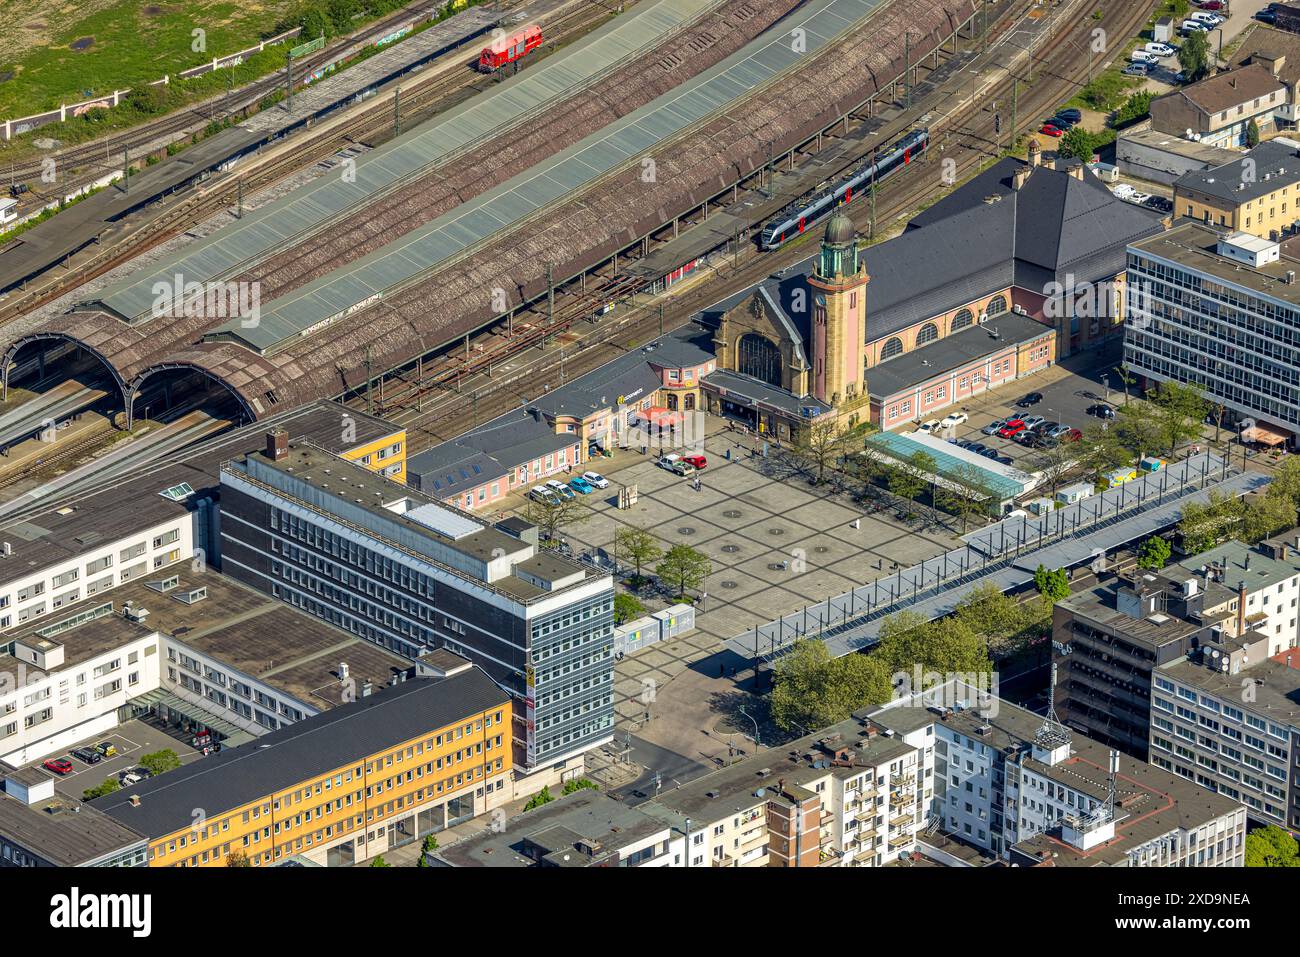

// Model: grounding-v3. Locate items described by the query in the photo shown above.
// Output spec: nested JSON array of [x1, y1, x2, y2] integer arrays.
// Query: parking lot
[[25, 718, 203, 799], [920, 351, 1125, 469]]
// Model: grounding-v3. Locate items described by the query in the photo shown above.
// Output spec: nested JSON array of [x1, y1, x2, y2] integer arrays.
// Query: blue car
[[568, 476, 594, 495]]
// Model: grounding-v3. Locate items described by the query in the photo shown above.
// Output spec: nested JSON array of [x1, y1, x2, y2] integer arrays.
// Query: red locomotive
[[478, 24, 543, 71]]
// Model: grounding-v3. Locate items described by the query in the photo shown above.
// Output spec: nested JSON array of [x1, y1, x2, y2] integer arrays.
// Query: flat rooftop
[[874, 691, 1242, 867], [0, 788, 144, 866], [1174, 539, 1300, 594], [437, 790, 685, 867], [0, 565, 411, 710], [230, 441, 603, 603], [1161, 653, 1300, 724], [1130, 219, 1300, 309], [1056, 581, 1204, 649], [650, 712, 915, 822]]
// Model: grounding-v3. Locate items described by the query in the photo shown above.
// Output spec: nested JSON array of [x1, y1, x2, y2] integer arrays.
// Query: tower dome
[[824, 209, 856, 246]]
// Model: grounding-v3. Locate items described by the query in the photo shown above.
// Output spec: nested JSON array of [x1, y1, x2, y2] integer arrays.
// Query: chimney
[[1013, 165, 1031, 190], [266, 428, 289, 462], [130, 795, 141, 807], [1027, 140, 1042, 167], [1068, 163, 1084, 181], [1237, 581, 1248, 636]]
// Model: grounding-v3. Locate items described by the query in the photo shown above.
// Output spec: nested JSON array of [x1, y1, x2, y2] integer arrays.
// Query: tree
[[1031, 440, 1077, 496], [614, 524, 662, 584], [83, 778, 120, 801], [937, 463, 993, 533], [655, 544, 712, 599], [1145, 380, 1208, 457], [1246, 118, 1261, 148], [1179, 489, 1246, 553], [1078, 425, 1131, 483], [225, 849, 251, 867], [369, 854, 391, 867], [1177, 29, 1210, 82], [1114, 364, 1137, 406], [1114, 400, 1162, 458], [138, 749, 181, 777], [952, 582, 1044, 658], [562, 778, 599, 795], [1034, 565, 1070, 602], [792, 419, 869, 485], [523, 494, 589, 544], [887, 451, 932, 518], [613, 592, 645, 624], [875, 612, 993, 679], [418, 834, 438, 867], [1245, 825, 1300, 867], [768, 639, 893, 731], [1241, 490, 1297, 544], [1136, 535, 1172, 570], [524, 786, 554, 811], [1060, 126, 1101, 163]]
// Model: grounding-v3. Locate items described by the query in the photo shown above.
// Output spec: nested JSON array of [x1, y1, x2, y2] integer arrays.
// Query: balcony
[[854, 806, 877, 823], [890, 812, 916, 830], [711, 852, 736, 868], [888, 833, 914, 849]]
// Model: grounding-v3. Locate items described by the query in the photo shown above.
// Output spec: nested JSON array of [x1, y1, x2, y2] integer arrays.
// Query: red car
[[1063, 428, 1083, 442], [43, 758, 73, 775], [1198, 1, 1223, 9], [682, 454, 707, 470], [998, 419, 1027, 438], [1039, 124, 1064, 138]]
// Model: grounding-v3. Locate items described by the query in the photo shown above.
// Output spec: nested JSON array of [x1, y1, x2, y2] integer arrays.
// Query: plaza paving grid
[[722, 451, 1271, 661], [559, 424, 963, 723]]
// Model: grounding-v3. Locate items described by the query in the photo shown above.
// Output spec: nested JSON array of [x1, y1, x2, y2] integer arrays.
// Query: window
[[950, 308, 974, 332], [915, 322, 939, 346], [880, 337, 904, 361], [985, 295, 1008, 316]]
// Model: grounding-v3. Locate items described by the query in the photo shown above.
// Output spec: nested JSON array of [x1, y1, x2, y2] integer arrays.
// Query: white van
[[1190, 10, 1223, 25], [1130, 49, 1158, 64]]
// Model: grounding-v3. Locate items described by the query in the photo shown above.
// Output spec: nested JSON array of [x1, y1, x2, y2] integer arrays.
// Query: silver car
[[982, 419, 1008, 435], [1019, 414, 1046, 430]]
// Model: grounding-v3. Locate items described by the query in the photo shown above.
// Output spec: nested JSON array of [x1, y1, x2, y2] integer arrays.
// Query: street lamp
[[737, 705, 760, 749]]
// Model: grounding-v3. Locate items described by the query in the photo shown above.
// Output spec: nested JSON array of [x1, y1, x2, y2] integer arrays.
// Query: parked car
[[1016, 392, 1043, 408], [1045, 114, 1077, 130], [544, 479, 575, 500], [995, 455, 1014, 466], [1045, 423, 1072, 438], [119, 770, 143, 787], [1063, 428, 1083, 442], [1123, 63, 1151, 77], [1039, 124, 1064, 137], [669, 460, 696, 476], [940, 412, 969, 428], [71, 747, 101, 765], [1197, 1, 1224, 9], [918, 419, 941, 433], [966, 443, 989, 455], [528, 486, 559, 505], [1129, 50, 1158, 65], [1181, 20, 1210, 33], [582, 470, 609, 488], [1144, 42, 1175, 58], [44, 758, 74, 775], [1019, 414, 1047, 430], [682, 454, 707, 469], [998, 420, 1027, 438], [1012, 429, 1040, 447], [1144, 196, 1173, 212], [1087, 403, 1116, 420], [568, 476, 594, 495], [1257, 10, 1278, 24], [94, 742, 118, 758], [1190, 11, 1224, 25], [657, 454, 681, 470], [979, 448, 1001, 460], [1054, 108, 1082, 124], [982, 418, 1009, 435]]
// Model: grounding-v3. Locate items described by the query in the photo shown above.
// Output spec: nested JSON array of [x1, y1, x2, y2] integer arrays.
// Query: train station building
[[698, 143, 1165, 438]]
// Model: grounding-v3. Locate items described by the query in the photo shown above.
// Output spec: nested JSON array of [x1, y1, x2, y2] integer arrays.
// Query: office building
[[220, 436, 615, 771], [0, 767, 147, 867], [1125, 221, 1300, 446], [93, 665, 511, 867], [1173, 140, 1300, 239]]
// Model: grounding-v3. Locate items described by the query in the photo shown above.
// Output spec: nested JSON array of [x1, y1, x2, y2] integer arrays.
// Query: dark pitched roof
[[702, 161, 1161, 352], [1174, 139, 1300, 204], [91, 671, 507, 839]]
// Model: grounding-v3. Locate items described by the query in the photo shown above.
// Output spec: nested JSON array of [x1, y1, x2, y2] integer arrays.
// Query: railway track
[[0, 0, 618, 328], [0, 0, 528, 196], [358, 0, 1157, 456]]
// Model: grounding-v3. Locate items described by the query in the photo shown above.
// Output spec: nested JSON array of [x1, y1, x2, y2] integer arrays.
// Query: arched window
[[915, 322, 939, 346], [950, 308, 974, 332], [986, 295, 1008, 317], [737, 333, 783, 386], [684, 393, 696, 411], [666, 393, 679, 411], [880, 337, 904, 361]]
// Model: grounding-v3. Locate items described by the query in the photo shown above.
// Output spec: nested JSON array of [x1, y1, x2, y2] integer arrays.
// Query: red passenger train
[[478, 24, 543, 71]]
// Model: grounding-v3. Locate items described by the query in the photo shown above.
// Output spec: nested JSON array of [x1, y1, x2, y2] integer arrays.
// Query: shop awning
[[1242, 422, 1291, 447], [130, 689, 256, 746], [632, 407, 681, 425]]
